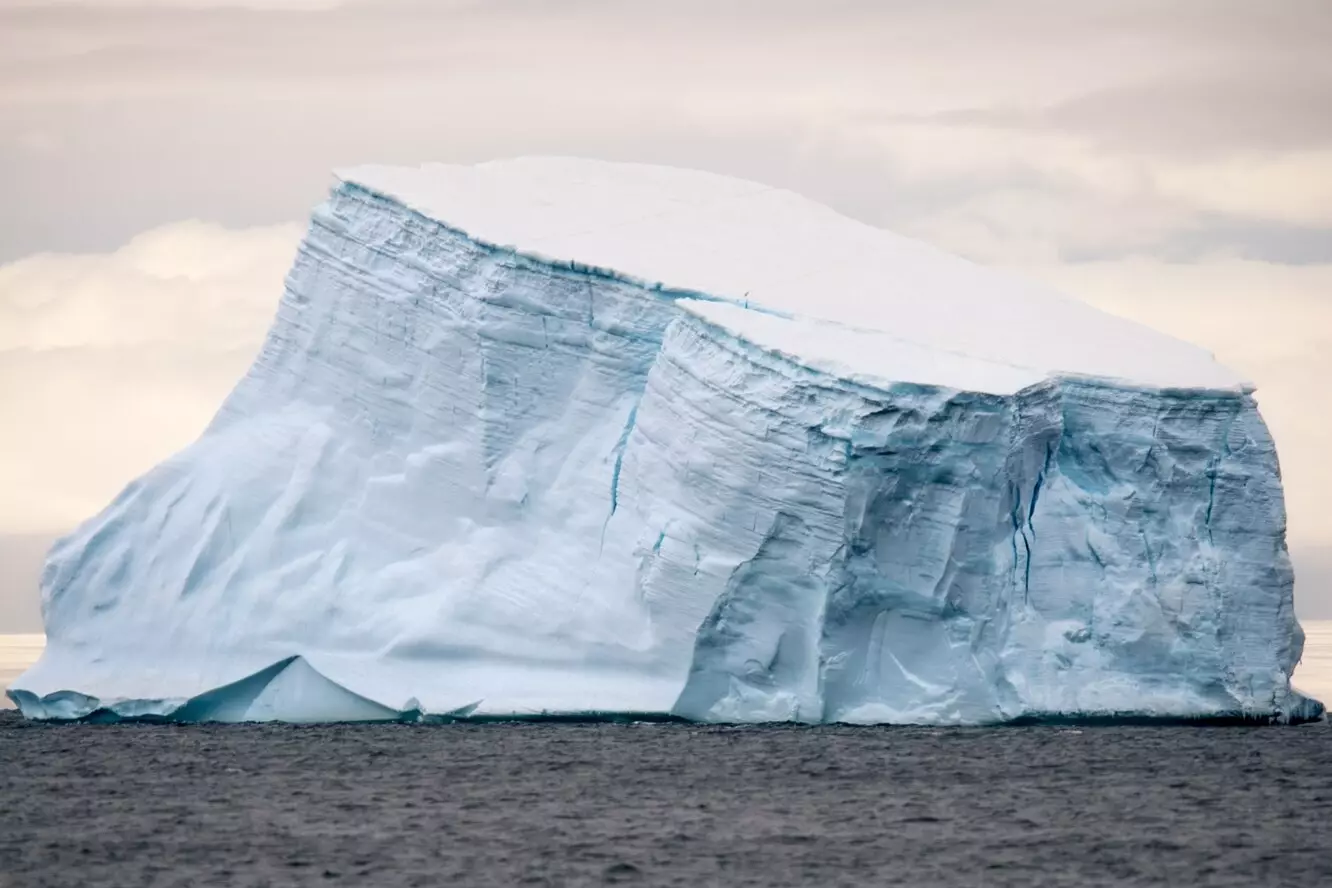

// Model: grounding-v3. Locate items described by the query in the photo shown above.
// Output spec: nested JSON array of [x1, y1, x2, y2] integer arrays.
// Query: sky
[[1, 0, 1331, 626]]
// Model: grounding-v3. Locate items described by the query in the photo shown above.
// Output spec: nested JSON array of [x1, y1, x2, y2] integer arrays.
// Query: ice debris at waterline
[[11, 158, 1322, 725]]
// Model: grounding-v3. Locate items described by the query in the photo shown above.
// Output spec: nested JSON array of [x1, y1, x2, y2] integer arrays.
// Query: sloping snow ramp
[[12, 158, 1321, 724]]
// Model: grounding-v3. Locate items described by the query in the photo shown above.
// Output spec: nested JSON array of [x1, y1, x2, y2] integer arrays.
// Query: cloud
[[0, 0, 344, 8], [1, 0, 1328, 269], [835, 119, 1332, 263], [920, 72, 1332, 159], [0, 219, 299, 351], [1118, 217, 1332, 266], [1152, 150, 1332, 228], [0, 221, 300, 533], [1041, 76, 1332, 156], [0, 534, 55, 632]]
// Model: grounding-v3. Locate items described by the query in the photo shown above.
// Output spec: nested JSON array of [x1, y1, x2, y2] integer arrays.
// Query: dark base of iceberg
[[9, 655, 1323, 727], [12, 705, 1324, 729]]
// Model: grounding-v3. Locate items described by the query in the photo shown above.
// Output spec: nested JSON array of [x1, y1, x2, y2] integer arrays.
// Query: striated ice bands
[[9, 158, 1321, 724]]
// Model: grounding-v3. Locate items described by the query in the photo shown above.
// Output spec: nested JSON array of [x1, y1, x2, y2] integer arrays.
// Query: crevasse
[[10, 158, 1321, 724]]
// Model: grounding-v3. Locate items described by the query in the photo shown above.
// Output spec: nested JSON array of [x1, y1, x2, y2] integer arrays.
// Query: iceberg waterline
[[11, 158, 1321, 724]]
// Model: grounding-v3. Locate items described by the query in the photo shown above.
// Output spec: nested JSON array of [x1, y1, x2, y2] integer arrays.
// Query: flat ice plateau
[[11, 158, 1322, 724]]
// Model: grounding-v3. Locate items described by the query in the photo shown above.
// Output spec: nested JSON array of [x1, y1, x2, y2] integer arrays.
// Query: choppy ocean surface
[[1, 712, 1329, 887], [2, 630, 1329, 887]]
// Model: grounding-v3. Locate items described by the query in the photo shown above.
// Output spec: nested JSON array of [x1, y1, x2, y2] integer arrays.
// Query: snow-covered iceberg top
[[344, 158, 1245, 393], [10, 158, 1317, 725]]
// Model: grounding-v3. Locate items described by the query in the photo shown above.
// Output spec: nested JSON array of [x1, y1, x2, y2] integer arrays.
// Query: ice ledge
[[7, 656, 474, 724], [8, 657, 403, 724], [678, 301, 1256, 399], [9, 672, 1322, 726]]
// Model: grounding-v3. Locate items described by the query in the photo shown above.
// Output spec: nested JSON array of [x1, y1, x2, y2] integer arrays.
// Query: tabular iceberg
[[11, 158, 1321, 724]]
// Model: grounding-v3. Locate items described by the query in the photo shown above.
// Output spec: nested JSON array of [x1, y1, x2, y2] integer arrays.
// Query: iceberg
[[11, 157, 1321, 724]]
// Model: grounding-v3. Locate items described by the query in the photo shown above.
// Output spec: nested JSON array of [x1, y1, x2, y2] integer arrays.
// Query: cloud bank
[[0, 221, 302, 533]]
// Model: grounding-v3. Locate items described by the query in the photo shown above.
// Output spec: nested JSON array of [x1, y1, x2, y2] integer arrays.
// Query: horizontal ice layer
[[10, 158, 1317, 724]]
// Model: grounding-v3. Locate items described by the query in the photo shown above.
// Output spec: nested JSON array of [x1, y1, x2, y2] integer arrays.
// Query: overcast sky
[[2, 0, 1331, 625]]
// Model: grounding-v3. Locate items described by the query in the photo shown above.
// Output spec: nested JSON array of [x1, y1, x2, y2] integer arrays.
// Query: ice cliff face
[[11, 158, 1319, 724]]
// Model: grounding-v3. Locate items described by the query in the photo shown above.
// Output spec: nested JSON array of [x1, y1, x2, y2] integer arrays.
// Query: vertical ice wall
[[615, 311, 1305, 723]]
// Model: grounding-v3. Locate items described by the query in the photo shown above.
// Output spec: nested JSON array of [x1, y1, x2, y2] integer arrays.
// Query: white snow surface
[[11, 158, 1316, 725], [345, 157, 1243, 392]]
